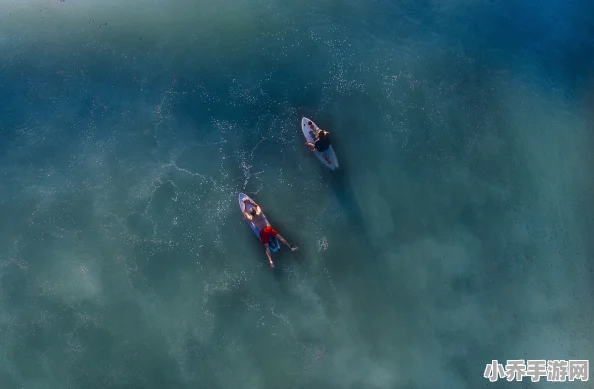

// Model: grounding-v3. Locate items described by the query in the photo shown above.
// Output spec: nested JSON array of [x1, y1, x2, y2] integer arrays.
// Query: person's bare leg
[[275, 234, 297, 251], [265, 244, 274, 268]]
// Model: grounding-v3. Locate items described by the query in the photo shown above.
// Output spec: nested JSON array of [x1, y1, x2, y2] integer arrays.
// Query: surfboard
[[238, 193, 280, 252], [301, 117, 339, 170]]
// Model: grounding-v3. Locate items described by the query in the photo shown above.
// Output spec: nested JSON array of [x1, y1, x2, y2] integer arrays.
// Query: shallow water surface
[[0, 0, 593, 388]]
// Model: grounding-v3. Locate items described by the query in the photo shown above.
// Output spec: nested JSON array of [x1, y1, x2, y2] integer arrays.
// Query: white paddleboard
[[238, 193, 279, 252], [301, 117, 339, 170]]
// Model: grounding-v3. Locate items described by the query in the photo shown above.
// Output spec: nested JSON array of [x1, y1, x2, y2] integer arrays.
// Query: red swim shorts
[[259, 225, 278, 245]]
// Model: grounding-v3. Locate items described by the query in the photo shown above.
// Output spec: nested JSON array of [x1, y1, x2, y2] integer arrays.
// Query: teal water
[[1, 0, 593, 388]]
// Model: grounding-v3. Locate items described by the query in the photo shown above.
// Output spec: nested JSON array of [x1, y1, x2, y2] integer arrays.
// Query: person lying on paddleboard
[[242, 197, 298, 268], [305, 120, 331, 153]]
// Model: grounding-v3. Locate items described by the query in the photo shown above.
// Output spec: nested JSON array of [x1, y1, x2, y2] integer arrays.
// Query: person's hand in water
[[290, 244, 298, 252]]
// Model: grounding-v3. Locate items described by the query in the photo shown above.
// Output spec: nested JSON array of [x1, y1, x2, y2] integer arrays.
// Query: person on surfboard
[[305, 120, 331, 153], [242, 197, 298, 268]]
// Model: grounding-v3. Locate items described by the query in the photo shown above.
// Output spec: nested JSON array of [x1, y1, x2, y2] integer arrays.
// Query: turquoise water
[[1, 0, 593, 388]]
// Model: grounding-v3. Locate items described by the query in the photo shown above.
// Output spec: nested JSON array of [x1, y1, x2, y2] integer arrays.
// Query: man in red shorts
[[242, 197, 298, 268]]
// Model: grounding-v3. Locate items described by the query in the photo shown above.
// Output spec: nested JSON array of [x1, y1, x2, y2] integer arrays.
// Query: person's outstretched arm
[[242, 199, 252, 220], [242, 202, 253, 220], [244, 198, 262, 215]]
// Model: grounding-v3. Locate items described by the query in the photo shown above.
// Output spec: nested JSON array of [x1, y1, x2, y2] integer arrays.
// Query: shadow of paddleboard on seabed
[[329, 167, 400, 317]]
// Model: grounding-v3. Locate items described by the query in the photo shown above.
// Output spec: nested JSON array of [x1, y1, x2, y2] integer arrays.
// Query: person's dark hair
[[318, 131, 326, 139], [249, 208, 257, 216]]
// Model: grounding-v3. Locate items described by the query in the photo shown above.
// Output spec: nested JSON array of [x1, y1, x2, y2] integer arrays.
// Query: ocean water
[[1, 0, 593, 388]]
